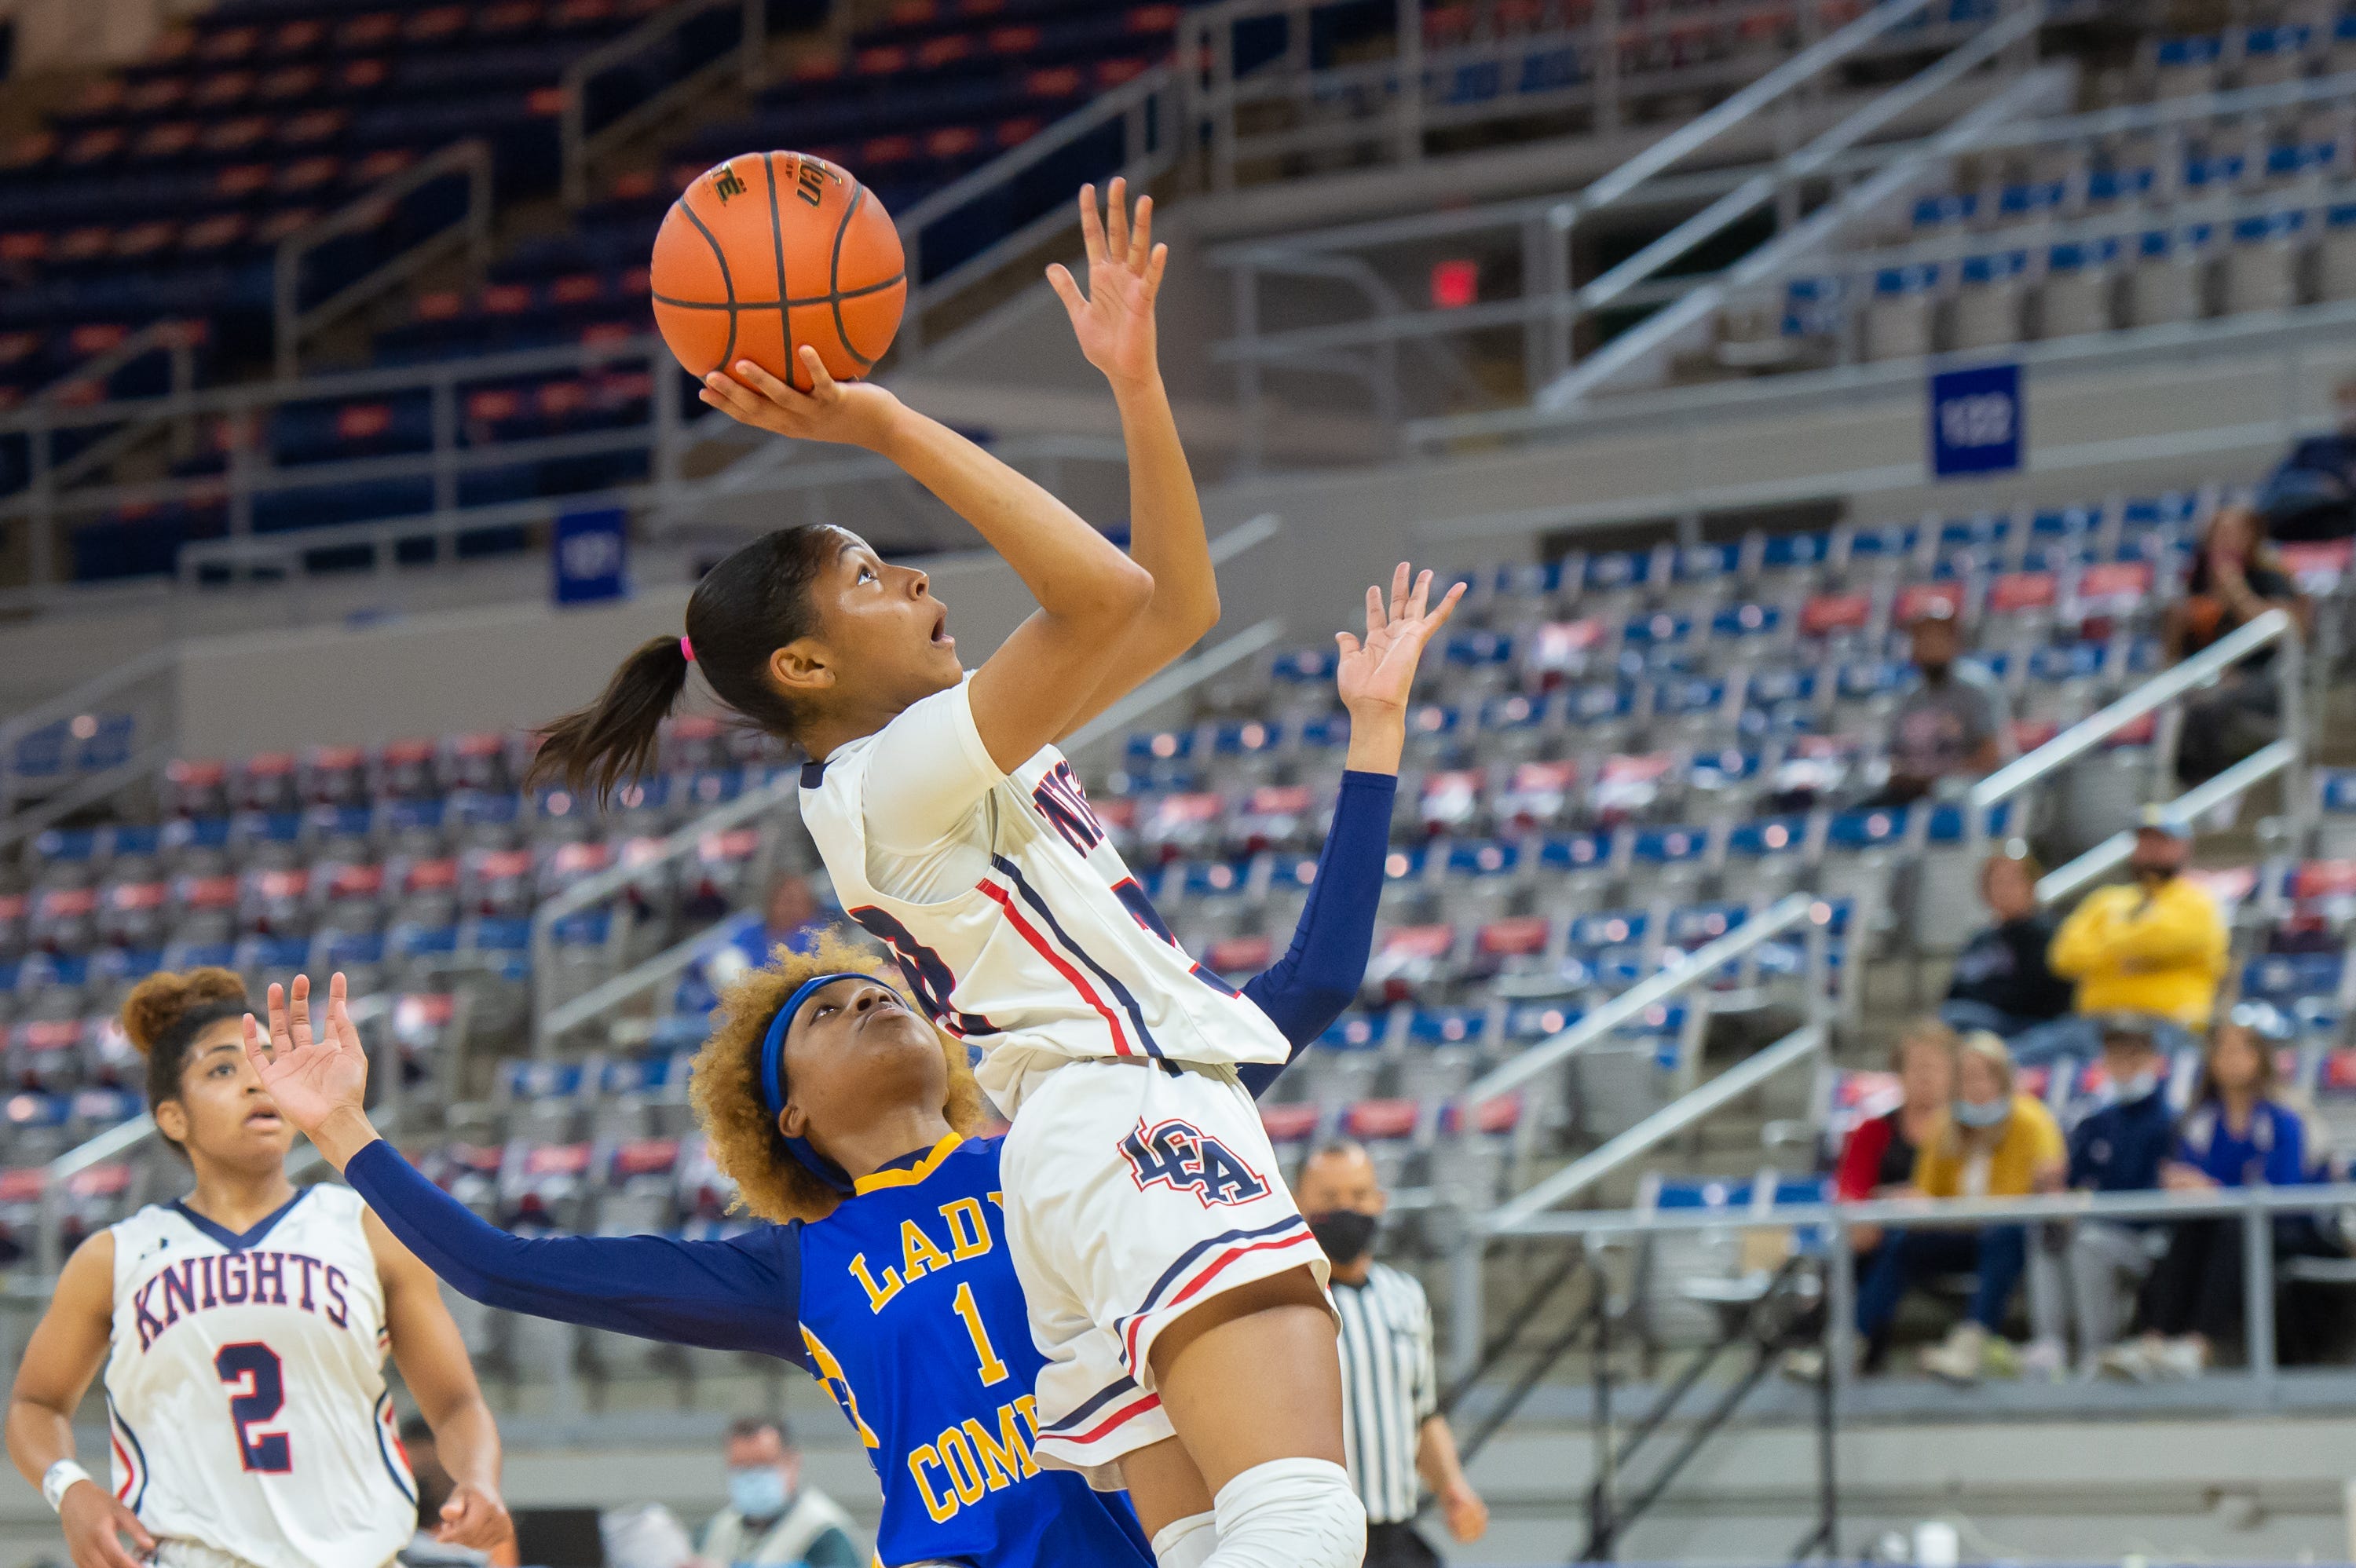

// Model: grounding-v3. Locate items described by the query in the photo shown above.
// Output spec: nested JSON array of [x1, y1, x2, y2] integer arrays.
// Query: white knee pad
[[1151, 1508, 1218, 1568], [1203, 1457, 1365, 1568]]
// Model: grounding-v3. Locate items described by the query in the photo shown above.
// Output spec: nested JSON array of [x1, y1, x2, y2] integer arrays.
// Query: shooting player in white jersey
[[5, 967, 509, 1568]]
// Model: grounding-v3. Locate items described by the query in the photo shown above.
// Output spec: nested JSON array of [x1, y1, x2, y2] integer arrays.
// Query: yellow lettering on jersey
[[962, 1403, 1037, 1486], [908, 1444, 957, 1524], [988, 1190, 1003, 1208], [939, 1197, 992, 1259], [799, 1327, 880, 1450], [937, 1428, 988, 1506], [900, 1219, 952, 1281], [849, 1252, 905, 1314]]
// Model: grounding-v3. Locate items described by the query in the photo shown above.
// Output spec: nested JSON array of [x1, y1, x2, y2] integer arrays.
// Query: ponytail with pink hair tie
[[679, 635, 695, 663]]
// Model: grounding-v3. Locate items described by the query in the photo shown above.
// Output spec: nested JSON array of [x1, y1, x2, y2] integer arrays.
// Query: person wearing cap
[[2044, 809, 2228, 1058], [1869, 600, 2012, 807], [2023, 1018, 2178, 1376]]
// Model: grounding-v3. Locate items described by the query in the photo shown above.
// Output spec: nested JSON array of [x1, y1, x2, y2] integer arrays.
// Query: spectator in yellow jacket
[[2019, 809, 2226, 1065]]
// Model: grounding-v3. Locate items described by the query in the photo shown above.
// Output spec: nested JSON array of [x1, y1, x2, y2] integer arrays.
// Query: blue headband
[[759, 970, 873, 1196]]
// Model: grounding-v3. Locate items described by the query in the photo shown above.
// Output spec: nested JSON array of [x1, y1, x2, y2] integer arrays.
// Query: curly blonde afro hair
[[689, 928, 988, 1226]]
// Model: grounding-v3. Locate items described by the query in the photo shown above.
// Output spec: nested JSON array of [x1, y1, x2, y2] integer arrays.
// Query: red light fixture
[[1430, 258, 1478, 309]]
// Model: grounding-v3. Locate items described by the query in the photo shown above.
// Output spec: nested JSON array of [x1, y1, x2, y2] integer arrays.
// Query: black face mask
[[1307, 1208, 1379, 1264]]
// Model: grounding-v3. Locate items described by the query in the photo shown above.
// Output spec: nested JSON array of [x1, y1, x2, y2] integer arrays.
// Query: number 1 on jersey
[[950, 1281, 1008, 1385]]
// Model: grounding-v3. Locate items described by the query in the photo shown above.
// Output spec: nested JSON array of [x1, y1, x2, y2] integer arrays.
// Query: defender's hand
[[242, 972, 377, 1168], [1336, 562, 1465, 722]]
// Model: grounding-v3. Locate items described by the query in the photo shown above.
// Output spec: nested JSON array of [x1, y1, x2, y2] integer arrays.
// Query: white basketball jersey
[[799, 682, 1290, 1115], [103, 1184, 415, 1568]]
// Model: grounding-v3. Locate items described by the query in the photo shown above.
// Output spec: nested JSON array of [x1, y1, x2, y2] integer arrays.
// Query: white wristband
[[41, 1459, 93, 1513]]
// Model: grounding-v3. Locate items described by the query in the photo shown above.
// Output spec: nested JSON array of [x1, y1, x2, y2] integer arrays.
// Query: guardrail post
[[2243, 1193, 2277, 1399], [1595, 0, 1622, 138], [27, 403, 53, 594], [431, 373, 458, 517], [1449, 1231, 1485, 1383], [1394, 0, 1425, 166]]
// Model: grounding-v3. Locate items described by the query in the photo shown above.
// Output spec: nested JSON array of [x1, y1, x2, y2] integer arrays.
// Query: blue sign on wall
[[553, 506, 627, 605], [1928, 362, 2023, 478]]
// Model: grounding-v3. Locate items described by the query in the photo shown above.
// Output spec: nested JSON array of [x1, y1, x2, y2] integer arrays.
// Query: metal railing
[[1517, 1179, 2356, 1405], [894, 66, 1180, 357], [1963, 605, 2303, 858], [275, 139, 495, 379], [1440, 892, 1835, 1372], [1174, 0, 2054, 195], [1210, 0, 2055, 448], [561, 0, 770, 210], [0, 645, 176, 833]]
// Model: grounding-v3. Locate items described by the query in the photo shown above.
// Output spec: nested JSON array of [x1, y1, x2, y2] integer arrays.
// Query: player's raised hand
[[435, 1479, 514, 1552], [243, 972, 377, 1167], [56, 1478, 155, 1568], [699, 348, 905, 450], [1046, 177, 1167, 392], [1336, 562, 1466, 723]]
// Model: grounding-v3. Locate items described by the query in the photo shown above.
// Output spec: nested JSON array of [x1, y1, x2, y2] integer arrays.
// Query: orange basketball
[[649, 152, 906, 390]]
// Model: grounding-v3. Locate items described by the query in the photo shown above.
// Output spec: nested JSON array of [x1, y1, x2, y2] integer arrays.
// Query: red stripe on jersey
[[976, 877, 1136, 1057], [1055, 1391, 1163, 1447], [111, 1433, 133, 1501], [1121, 1229, 1322, 1370]]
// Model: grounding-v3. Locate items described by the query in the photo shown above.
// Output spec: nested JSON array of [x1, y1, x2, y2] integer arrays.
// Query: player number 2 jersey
[[103, 1184, 416, 1568], [799, 678, 1290, 1113]]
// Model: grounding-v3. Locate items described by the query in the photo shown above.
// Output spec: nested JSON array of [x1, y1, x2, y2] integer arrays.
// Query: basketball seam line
[[831, 181, 876, 370], [675, 192, 737, 368], [763, 151, 792, 382], [649, 272, 907, 311]]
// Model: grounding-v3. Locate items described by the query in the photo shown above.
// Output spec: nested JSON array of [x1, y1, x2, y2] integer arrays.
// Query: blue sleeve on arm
[[1239, 769, 1396, 1098], [343, 1139, 810, 1372], [2265, 1103, 2310, 1186]]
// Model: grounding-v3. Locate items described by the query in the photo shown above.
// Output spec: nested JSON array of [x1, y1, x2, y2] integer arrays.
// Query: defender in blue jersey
[[243, 758, 1401, 1566]]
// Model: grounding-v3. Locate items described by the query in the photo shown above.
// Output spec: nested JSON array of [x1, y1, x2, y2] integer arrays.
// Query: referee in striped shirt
[[1298, 1141, 1489, 1567]]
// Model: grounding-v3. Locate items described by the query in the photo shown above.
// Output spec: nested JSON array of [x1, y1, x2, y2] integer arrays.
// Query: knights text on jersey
[[792, 1135, 1155, 1568], [104, 1185, 415, 1568], [799, 684, 1290, 1114]]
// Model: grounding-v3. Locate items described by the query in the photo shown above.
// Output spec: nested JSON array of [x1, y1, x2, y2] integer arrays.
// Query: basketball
[[650, 152, 906, 390]]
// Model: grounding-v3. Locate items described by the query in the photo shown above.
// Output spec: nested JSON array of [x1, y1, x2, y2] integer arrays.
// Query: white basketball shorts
[[999, 1057, 1333, 1485]]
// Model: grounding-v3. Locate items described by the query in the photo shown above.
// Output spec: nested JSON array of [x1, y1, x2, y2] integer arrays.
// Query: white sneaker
[[1921, 1323, 1988, 1385], [2020, 1337, 2067, 1383], [2148, 1336, 2208, 1380], [2098, 1339, 2160, 1381]]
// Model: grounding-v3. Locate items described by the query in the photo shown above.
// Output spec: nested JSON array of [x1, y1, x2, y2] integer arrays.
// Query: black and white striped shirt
[[1333, 1260, 1439, 1525]]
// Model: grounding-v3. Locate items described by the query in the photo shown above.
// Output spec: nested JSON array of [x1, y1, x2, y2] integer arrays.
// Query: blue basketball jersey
[[796, 1135, 1156, 1568]]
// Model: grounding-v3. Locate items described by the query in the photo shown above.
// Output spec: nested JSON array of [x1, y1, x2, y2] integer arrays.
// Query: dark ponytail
[[530, 524, 839, 800]]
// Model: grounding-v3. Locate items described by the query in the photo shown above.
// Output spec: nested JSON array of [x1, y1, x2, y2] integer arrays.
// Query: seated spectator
[[2026, 1018, 2175, 1376], [2103, 1013, 2316, 1380], [2164, 503, 2310, 784], [1855, 1033, 2065, 1383], [1865, 601, 2011, 807], [1835, 1020, 1958, 1241], [2037, 809, 2226, 1065], [2255, 378, 2356, 541], [1941, 846, 2072, 1041], [675, 870, 830, 1020]]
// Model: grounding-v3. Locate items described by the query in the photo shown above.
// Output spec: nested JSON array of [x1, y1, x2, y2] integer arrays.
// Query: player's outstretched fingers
[[1105, 175, 1129, 261], [1131, 194, 1154, 268], [730, 356, 813, 411], [287, 971, 315, 1051], [1077, 181, 1106, 265], [1386, 560, 1411, 623], [795, 345, 840, 400], [1046, 261, 1085, 317], [1143, 240, 1169, 296]]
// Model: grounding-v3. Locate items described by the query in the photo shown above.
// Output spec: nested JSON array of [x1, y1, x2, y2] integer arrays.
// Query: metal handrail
[[274, 138, 494, 378], [2037, 737, 2302, 905], [1458, 892, 1825, 1113], [895, 66, 1178, 356], [0, 645, 174, 821], [1966, 607, 2295, 814], [561, 0, 766, 209], [1479, 1021, 1828, 1235], [1501, 1174, 2356, 1241]]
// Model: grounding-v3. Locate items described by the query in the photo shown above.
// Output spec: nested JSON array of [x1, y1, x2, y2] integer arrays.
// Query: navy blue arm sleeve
[[344, 1139, 811, 1372], [1238, 769, 1396, 1097]]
